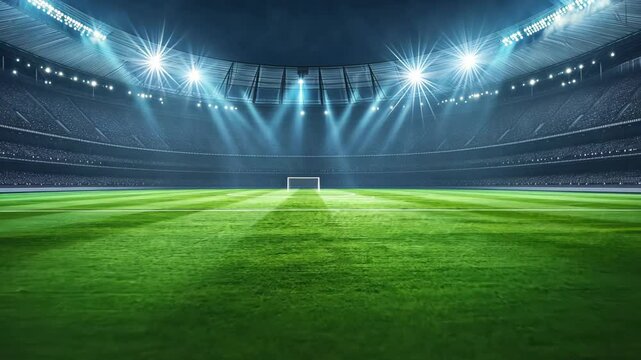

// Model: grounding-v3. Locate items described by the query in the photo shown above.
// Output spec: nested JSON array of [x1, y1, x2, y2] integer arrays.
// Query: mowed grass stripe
[[0, 190, 268, 233], [360, 188, 641, 209], [0, 190, 278, 263], [1, 191, 293, 359], [427, 189, 641, 208], [1, 189, 641, 359], [359, 190, 641, 226]]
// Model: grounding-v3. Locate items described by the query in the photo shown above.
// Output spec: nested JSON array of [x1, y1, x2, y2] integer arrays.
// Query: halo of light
[[147, 53, 163, 72], [460, 53, 478, 71], [187, 67, 201, 84]]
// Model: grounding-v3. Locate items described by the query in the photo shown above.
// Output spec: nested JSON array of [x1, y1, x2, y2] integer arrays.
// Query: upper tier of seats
[[1, 70, 641, 156]]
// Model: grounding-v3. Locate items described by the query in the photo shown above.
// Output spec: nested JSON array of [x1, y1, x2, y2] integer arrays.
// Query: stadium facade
[[0, 0, 640, 188]]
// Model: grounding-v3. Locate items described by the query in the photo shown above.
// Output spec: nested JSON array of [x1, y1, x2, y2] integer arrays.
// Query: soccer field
[[1, 189, 641, 359]]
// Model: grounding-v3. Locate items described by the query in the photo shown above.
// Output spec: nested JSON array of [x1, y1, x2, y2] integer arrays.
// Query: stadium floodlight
[[501, 0, 604, 46], [460, 53, 478, 71], [406, 69, 426, 86], [26, 0, 107, 41], [187, 67, 201, 84], [390, 45, 438, 117], [147, 53, 163, 72]]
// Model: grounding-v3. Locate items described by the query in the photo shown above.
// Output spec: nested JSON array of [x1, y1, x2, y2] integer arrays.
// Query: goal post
[[287, 177, 320, 191]]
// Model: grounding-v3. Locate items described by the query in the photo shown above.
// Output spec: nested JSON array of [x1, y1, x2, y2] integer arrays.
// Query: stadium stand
[[1, 53, 640, 187]]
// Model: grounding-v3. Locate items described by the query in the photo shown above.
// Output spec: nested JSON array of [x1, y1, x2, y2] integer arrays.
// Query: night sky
[[64, 0, 553, 66]]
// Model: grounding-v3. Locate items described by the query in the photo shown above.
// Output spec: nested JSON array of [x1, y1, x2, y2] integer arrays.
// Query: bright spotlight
[[323, 110, 329, 115], [406, 69, 425, 85], [187, 67, 201, 83], [460, 53, 478, 71], [300, 110, 305, 116], [298, 78, 304, 85], [391, 46, 438, 116], [146, 53, 163, 72], [44, 67, 52, 74], [529, 79, 536, 86], [610, 51, 615, 57], [90, 80, 97, 87], [565, 67, 573, 74], [12, 69, 17, 75]]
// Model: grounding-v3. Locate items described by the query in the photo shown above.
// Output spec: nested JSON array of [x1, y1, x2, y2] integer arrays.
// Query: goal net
[[287, 177, 320, 191]]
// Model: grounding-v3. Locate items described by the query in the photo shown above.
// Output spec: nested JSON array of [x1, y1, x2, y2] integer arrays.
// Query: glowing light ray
[[442, 32, 492, 91], [128, 25, 180, 88], [387, 43, 441, 120]]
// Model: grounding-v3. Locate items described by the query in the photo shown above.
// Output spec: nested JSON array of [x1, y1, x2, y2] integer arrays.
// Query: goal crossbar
[[287, 177, 320, 191]]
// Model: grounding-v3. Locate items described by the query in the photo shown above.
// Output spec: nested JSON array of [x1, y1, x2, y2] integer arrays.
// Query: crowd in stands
[[1, 65, 641, 187], [0, 136, 639, 175], [0, 171, 158, 187], [1, 70, 641, 155], [1, 169, 639, 188], [453, 171, 641, 187]]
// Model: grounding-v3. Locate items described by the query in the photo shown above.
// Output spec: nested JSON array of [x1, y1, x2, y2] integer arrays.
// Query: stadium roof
[[1, 0, 641, 105]]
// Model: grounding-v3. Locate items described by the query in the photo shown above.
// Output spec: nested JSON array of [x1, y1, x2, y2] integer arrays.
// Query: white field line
[[0, 208, 641, 213]]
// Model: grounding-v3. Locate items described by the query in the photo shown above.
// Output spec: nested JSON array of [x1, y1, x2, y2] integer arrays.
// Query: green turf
[[1, 189, 641, 359]]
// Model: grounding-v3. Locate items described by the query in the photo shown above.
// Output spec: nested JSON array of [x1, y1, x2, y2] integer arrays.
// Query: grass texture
[[1, 189, 641, 359]]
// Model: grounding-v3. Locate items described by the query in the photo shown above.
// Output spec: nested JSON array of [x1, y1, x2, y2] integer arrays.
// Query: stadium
[[0, 0, 640, 358]]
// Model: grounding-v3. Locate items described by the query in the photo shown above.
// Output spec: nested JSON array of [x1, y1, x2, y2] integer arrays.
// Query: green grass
[[1, 188, 641, 359]]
